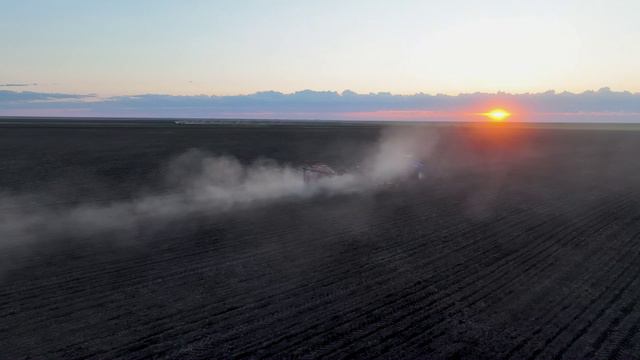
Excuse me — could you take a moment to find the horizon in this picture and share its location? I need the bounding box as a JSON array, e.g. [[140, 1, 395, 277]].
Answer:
[[2, 87, 640, 122]]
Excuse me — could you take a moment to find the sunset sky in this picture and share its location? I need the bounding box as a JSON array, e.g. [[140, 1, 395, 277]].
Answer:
[[1, 0, 639, 120]]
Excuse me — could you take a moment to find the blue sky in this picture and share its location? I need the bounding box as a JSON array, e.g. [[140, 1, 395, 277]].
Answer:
[[1, 0, 639, 120]]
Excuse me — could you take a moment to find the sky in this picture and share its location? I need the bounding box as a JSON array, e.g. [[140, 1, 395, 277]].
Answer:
[[1, 0, 639, 120]]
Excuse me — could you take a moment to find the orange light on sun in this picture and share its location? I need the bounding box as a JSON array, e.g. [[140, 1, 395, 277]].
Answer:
[[483, 108, 511, 122]]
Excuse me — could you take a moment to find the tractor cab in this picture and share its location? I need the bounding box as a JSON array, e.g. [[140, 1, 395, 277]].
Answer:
[[302, 163, 338, 183]]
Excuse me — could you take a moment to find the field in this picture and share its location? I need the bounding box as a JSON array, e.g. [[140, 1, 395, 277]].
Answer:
[[2, 119, 640, 359]]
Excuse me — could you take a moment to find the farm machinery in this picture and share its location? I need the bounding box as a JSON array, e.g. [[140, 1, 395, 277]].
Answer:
[[302, 163, 339, 183], [301, 155, 426, 185]]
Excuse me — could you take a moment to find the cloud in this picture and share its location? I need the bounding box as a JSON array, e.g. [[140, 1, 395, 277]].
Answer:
[[0, 83, 37, 87], [1, 88, 640, 122], [0, 90, 92, 102]]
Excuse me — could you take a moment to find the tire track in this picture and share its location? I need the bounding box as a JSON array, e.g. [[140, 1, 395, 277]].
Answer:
[[500, 214, 640, 359], [317, 196, 630, 359], [224, 195, 621, 359], [35, 194, 476, 359], [397, 206, 640, 359]]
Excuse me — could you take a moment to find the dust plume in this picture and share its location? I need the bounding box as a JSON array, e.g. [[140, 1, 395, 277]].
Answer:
[[0, 129, 439, 251]]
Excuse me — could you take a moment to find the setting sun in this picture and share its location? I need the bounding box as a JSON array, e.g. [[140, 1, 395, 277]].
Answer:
[[484, 108, 511, 122]]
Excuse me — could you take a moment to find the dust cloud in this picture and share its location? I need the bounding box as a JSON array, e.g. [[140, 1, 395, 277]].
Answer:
[[0, 129, 439, 250]]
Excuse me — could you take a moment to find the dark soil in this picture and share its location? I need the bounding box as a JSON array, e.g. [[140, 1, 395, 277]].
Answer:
[[2, 120, 640, 359]]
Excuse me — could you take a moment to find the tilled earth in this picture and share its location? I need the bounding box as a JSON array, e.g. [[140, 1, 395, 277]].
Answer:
[[2, 121, 640, 359]]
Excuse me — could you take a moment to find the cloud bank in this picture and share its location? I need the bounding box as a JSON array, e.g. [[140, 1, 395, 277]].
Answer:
[[1, 88, 640, 122], [0, 83, 38, 87]]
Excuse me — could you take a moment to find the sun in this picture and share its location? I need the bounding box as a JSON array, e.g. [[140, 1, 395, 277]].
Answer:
[[484, 108, 511, 122]]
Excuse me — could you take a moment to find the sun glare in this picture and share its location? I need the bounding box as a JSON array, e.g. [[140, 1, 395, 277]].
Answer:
[[484, 108, 511, 122]]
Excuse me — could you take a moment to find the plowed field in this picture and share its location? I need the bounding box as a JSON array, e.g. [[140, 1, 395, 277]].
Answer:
[[2, 120, 640, 359]]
